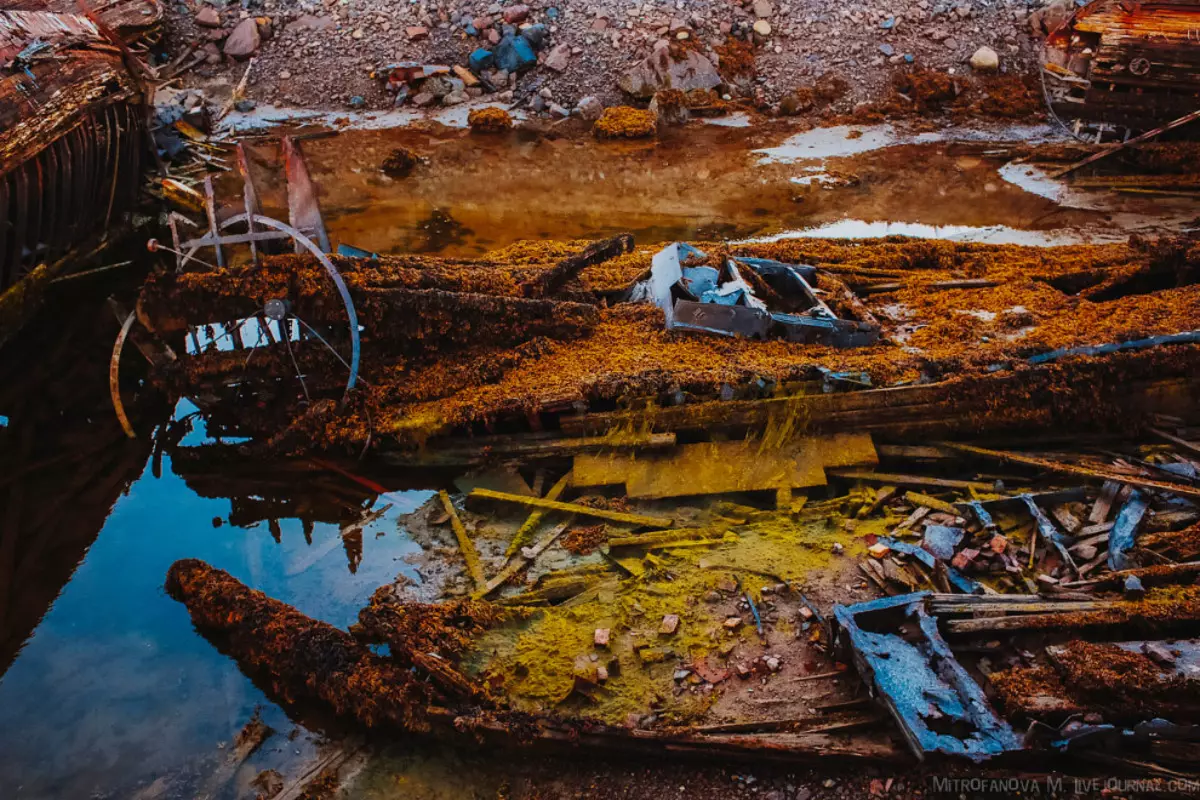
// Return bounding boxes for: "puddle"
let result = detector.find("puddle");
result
[0,306,438,798]
[742,219,1096,246]
[220,100,526,135]
[212,120,1196,260]
[753,122,1059,164]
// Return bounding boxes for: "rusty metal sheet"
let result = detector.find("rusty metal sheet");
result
[282,135,330,254]
[0,10,102,63]
[834,592,1023,761]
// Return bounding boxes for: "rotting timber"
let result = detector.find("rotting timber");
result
[0,1,158,346]
[137,232,1200,459]
[1042,0,1200,139]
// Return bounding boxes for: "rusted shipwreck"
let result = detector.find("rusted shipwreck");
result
[133,213,1200,776]
[0,0,159,344]
[1043,0,1200,140]
[132,230,1200,461]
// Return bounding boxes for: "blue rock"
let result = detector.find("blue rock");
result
[464,23,478,36]
[494,33,536,73]
[348,95,366,109]
[469,47,495,72]
[546,6,559,18]
[521,22,547,49]
[904,53,915,63]
[234,98,256,112]
[880,16,895,29]
[879,43,894,56]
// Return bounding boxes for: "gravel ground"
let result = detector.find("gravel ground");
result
[166,0,1058,118]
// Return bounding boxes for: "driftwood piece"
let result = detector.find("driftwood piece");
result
[165,559,440,730]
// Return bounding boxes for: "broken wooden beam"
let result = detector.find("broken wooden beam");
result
[1049,108,1200,179]
[607,527,727,549]
[520,233,634,298]
[1148,427,1200,460]
[440,490,486,590]
[827,469,994,492]
[382,433,677,468]
[468,488,674,528]
[505,470,573,558]
[903,490,962,517]
[941,442,1200,500]
[1059,560,1200,591]
[475,519,573,599]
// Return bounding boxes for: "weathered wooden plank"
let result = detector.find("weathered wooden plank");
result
[469,488,674,528]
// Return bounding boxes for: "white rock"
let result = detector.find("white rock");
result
[970,45,1000,72]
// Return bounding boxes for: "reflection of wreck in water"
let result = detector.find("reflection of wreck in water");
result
[0,0,158,345]
[0,300,160,674]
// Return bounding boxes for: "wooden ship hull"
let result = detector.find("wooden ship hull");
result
[1042,0,1200,141]
[0,1,159,346]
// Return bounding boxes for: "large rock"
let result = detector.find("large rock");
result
[502,4,529,24]
[423,75,455,97]
[969,45,1000,72]
[618,42,721,100]
[223,18,261,60]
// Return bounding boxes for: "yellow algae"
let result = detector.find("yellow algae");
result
[462,508,855,725]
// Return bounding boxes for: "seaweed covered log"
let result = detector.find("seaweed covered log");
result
[355,287,600,355]
[165,559,449,731]
[520,233,635,298]
[165,560,906,763]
